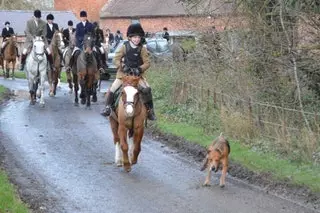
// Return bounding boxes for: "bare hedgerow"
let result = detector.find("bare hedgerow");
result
[166,0,320,162]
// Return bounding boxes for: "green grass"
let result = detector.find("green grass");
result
[0,69,68,82]
[0,170,29,213]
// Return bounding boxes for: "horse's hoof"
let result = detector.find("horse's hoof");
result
[30,101,35,105]
[49,92,54,97]
[116,161,123,167]
[124,166,131,172]
[74,102,79,107]
[85,106,91,110]
[220,184,225,188]
[40,103,45,108]
[81,99,86,105]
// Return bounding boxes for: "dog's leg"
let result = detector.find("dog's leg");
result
[203,168,212,186]
[220,158,228,188]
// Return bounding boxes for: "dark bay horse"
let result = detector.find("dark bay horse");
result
[3,35,18,79]
[48,29,65,96]
[109,74,147,172]
[70,34,98,107]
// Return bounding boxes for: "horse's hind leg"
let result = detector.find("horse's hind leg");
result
[86,87,91,108]
[5,62,9,79]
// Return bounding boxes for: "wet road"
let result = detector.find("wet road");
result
[0,77,318,213]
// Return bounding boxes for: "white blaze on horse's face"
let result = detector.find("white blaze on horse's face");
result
[58,32,65,48]
[123,86,138,117]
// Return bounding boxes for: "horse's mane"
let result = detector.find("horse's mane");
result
[122,75,140,88]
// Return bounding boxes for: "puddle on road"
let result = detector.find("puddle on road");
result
[11,89,30,101]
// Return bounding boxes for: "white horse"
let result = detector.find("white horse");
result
[25,36,48,107]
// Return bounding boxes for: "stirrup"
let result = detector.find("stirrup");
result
[101,105,111,116]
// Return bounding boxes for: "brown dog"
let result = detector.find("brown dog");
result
[200,133,230,187]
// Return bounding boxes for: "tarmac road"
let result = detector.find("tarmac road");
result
[0,77,318,213]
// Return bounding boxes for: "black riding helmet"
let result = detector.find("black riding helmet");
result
[126,23,145,37]
[46,14,54,20]
[80,10,87,17]
[34,9,41,18]
[68,20,73,26]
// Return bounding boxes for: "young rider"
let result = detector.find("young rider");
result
[101,23,156,120]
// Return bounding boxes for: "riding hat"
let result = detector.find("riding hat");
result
[80,10,87,17]
[46,14,54,20]
[5,21,10,25]
[34,9,41,18]
[126,23,145,37]
[68,20,73,26]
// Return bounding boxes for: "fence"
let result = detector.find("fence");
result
[172,80,320,161]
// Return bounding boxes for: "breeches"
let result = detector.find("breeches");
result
[109,78,150,93]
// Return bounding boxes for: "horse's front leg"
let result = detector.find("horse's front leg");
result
[110,118,122,167]
[86,87,91,108]
[5,61,9,79]
[119,126,131,172]
[28,78,36,105]
[66,69,73,94]
[131,127,144,165]
[48,70,54,97]
[73,73,79,106]
[38,78,45,107]
[53,69,59,96]
[11,61,15,80]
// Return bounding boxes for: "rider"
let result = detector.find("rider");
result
[100,23,156,120]
[20,9,54,71]
[62,20,75,47]
[1,21,19,57]
[69,10,94,65]
[45,14,59,45]
[92,21,107,72]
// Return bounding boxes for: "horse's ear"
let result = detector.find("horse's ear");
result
[60,27,63,32]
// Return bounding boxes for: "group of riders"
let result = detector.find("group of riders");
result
[1,9,156,121]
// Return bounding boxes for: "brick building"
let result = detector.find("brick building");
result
[54,0,107,21]
[99,0,234,38]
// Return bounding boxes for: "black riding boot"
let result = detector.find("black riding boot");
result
[100,92,114,117]
[145,100,157,121]
[101,53,107,70]
[20,54,27,71]
[141,87,156,120]
[16,47,20,58]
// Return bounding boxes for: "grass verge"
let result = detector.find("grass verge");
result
[148,65,320,193]
[0,87,30,212]
[0,69,67,82]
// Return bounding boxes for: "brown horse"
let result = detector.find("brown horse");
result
[48,29,65,96]
[109,74,147,172]
[3,35,18,79]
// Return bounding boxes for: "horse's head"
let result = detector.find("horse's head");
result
[32,36,46,61]
[121,75,141,117]
[83,33,94,53]
[69,32,76,49]
[8,34,17,44]
[52,29,65,50]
